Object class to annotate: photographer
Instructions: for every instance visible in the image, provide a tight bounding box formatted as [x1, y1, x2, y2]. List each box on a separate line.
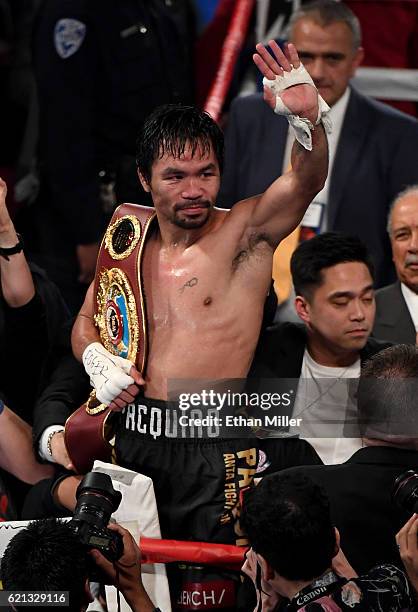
[241, 472, 414, 611]
[1, 519, 155, 612]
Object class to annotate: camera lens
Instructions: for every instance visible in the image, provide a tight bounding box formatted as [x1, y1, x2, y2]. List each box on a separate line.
[73, 472, 122, 529]
[69, 472, 123, 563]
[393, 470, 418, 515]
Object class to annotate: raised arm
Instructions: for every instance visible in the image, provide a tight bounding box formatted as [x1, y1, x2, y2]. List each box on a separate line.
[0, 178, 35, 306]
[244, 41, 329, 248]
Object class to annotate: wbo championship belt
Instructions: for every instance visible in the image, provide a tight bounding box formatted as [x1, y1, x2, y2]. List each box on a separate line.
[65, 204, 156, 473]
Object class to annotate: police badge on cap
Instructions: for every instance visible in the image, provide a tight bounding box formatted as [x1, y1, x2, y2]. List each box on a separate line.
[54, 18, 86, 59]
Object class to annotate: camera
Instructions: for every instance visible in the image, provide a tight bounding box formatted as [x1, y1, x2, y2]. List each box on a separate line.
[69, 472, 123, 562]
[393, 470, 418, 515]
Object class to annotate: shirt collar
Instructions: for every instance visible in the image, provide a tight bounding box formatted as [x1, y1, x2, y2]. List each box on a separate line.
[401, 283, 418, 330]
[328, 87, 351, 133]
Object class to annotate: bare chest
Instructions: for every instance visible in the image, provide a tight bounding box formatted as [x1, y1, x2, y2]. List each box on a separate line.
[141, 228, 272, 335]
[142, 246, 227, 330]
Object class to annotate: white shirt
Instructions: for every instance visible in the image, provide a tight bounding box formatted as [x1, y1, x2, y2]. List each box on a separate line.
[282, 87, 351, 231]
[290, 349, 363, 464]
[401, 283, 418, 331]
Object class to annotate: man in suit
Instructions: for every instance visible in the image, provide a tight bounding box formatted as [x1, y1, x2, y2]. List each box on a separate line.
[218, 0, 418, 288]
[276, 344, 418, 575]
[250, 232, 391, 465]
[373, 186, 418, 344]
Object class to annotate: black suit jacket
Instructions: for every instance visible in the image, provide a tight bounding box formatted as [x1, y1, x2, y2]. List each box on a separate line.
[249, 322, 391, 379]
[32, 321, 90, 453]
[281, 446, 418, 573]
[373, 281, 416, 344]
[247, 324, 391, 442]
[219, 88, 418, 287]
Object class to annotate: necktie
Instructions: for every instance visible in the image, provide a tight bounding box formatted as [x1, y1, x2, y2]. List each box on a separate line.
[272, 225, 300, 304]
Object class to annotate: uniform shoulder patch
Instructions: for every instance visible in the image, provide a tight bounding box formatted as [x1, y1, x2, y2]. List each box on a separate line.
[54, 18, 86, 59]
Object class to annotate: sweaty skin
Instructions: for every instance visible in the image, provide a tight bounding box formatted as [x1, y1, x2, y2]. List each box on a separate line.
[72, 41, 329, 404]
[138, 206, 273, 398]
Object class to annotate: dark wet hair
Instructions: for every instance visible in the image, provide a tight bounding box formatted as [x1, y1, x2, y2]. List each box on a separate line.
[136, 104, 224, 183]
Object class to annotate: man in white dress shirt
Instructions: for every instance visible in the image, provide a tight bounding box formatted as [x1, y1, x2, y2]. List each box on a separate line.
[219, 0, 418, 294]
[250, 233, 391, 465]
[373, 186, 418, 345]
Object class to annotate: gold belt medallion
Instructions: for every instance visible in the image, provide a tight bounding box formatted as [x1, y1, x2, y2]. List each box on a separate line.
[104, 214, 141, 260]
[94, 267, 139, 363]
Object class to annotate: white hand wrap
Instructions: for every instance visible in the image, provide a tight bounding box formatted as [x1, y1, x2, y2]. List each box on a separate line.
[82, 342, 135, 405]
[263, 64, 332, 151]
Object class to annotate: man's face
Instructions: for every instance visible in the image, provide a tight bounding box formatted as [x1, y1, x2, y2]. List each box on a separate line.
[297, 262, 375, 355]
[139, 142, 220, 230]
[290, 17, 364, 106]
[390, 194, 418, 293]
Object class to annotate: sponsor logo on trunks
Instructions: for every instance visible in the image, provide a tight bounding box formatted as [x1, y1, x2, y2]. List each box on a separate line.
[221, 448, 257, 546]
[255, 449, 271, 474]
[176, 580, 235, 609]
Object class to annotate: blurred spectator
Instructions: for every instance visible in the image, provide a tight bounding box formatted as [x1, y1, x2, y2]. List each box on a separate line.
[250, 232, 390, 465]
[346, 0, 418, 117]
[30, 0, 195, 312]
[0, 1, 27, 172]
[241, 471, 414, 611]
[10, 1, 44, 214]
[219, 0, 418, 294]
[373, 187, 418, 345]
[276, 345, 418, 575]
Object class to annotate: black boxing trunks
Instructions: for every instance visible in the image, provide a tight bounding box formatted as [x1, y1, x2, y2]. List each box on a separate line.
[114, 397, 260, 611]
[115, 396, 259, 543]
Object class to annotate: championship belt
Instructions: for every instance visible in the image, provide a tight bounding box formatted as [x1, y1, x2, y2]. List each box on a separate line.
[65, 204, 156, 473]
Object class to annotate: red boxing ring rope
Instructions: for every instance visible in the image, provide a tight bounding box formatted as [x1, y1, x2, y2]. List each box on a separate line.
[204, 0, 255, 122]
[140, 537, 247, 571]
